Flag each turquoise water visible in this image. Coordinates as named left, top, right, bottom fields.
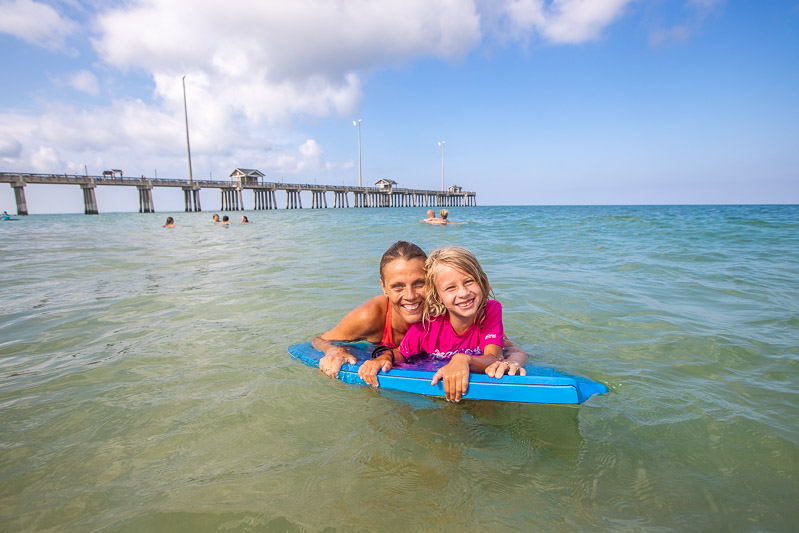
left=1, top=205, right=797, bottom=532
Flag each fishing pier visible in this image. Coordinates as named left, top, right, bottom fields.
left=1, top=169, right=476, bottom=215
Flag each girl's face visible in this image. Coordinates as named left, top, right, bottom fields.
left=380, top=258, right=426, bottom=325
left=433, top=264, right=484, bottom=325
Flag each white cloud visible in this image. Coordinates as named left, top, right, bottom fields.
left=30, top=145, right=62, bottom=172
left=24, top=0, right=481, bottom=179
left=266, top=139, right=327, bottom=175
left=92, top=0, right=482, bottom=125
left=67, top=70, right=100, bottom=96
left=502, top=0, right=632, bottom=44
left=0, top=137, right=23, bottom=158
left=0, top=0, right=77, bottom=50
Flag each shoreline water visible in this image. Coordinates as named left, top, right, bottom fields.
left=1, top=205, right=797, bottom=531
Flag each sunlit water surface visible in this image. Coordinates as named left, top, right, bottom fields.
left=1, top=205, right=797, bottom=532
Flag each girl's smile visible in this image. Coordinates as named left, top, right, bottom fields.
left=433, top=264, right=484, bottom=331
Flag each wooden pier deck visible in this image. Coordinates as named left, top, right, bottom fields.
left=0, top=171, right=476, bottom=215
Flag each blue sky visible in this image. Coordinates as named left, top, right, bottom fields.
left=1, top=0, right=797, bottom=213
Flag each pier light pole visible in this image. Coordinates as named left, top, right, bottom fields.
left=182, top=76, right=194, bottom=184
left=353, top=119, right=362, bottom=187
left=438, top=141, right=445, bottom=192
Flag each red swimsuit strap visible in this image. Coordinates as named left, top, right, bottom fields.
left=380, top=298, right=397, bottom=348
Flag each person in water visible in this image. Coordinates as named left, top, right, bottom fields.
left=220, top=215, right=230, bottom=225
left=371, top=247, right=507, bottom=402
left=314, top=241, right=528, bottom=386
left=438, top=209, right=466, bottom=225
left=164, top=216, right=175, bottom=228
left=314, top=241, right=427, bottom=380
left=241, top=216, right=250, bottom=223
left=421, top=209, right=440, bottom=223
left=423, top=209, right=447, bottom=225
left=212, top=214, right=220, bottom=223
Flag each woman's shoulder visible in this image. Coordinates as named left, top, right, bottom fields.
left=352, top=295, right=388, bottom=319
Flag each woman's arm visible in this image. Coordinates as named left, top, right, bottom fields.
left=312, top=296, right=386, bottom=378
left=430, top=344, right=503, bottom=402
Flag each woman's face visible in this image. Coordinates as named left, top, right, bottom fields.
left=380, top=257, right=426, bottom=325
left=433, top=264, right=484, bottom=325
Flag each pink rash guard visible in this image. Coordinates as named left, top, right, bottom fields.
left=399, top=300, right=504, bottom=360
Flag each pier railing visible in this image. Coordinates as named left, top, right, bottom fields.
left=0, top=172, right=476, bottom=215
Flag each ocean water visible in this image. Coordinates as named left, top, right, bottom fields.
left=0, top=205, right=797, bottom=532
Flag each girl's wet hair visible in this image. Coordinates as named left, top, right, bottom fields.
left=379, top=241, right=427, bottom=281
left=424, top=246, right=495, bottom=324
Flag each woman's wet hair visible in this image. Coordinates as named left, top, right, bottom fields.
left=440, top=209, right=449, bottom=219
left=424, top=246, right=494, bottom=323
left=379, top=241, right=427, bottom=281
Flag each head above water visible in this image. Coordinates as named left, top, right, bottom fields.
left=440, top=209, right=449, bottom=220
left=379, top=241, right=427, bottom=281
left=379, top=241, right=428, bottom=326
left=424, top=246, right=494, bottom=322
left=426, top=209, right=435, bottom=219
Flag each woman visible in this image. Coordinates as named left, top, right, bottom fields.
left=314, top=241, right=427, bottom=383
left=314, top=241, right=528, bottom=386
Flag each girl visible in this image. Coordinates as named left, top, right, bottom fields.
left=371, top=246, right=505, bottom=402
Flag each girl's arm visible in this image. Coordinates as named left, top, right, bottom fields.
left=358, top=348, right=412, bottom=387
left=430, top=344, right=503, bottom=402
left=358, top=325, right=416, bottom=387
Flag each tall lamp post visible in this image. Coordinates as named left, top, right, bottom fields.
left=438, top=140, right=445, bottom=192
left=182, top=76, right=193, bottom=185
left=353, top=119, right=362, bottom=187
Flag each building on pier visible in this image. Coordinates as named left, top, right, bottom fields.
left=230, top=168, right=264, bottom=186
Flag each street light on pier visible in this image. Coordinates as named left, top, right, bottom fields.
left=353, top=119, right=362, bottom=187
left=182, top=76, right=193, bottom=185
left=438, top=141, right=445, bottom=192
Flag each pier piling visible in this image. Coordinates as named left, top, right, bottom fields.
left=136, top=185, right=154, bottom=214
left=83, top=183, right=99, bottom=215
left=12, top=184, right=28, bottom=216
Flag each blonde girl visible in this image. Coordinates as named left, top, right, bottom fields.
left=397, top=247, right=505, bottom=402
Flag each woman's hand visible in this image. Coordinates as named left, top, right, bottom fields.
left=358, top=357, right=393, bottom=387
left=485, top=359, right=527, bottom=379
left=431, top=353, right=471, bottom=402
left=318, top=347, right=357, bottom=378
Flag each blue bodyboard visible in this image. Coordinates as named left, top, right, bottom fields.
left=288, top=342, right=607, bottom=404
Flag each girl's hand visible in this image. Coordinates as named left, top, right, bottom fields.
left=431, top=354, right=471, bottom=402
left=358, top=358, right=392, bottom=387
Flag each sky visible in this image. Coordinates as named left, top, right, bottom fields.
left=0, top=0, right=797, bottom=213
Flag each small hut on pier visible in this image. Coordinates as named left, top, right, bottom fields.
left=230, top=168, right=264, bottom=186
left=375, top=179, right=397, bottom=191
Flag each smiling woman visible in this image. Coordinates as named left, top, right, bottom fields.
left=312, top=240, right=427, bottom=380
